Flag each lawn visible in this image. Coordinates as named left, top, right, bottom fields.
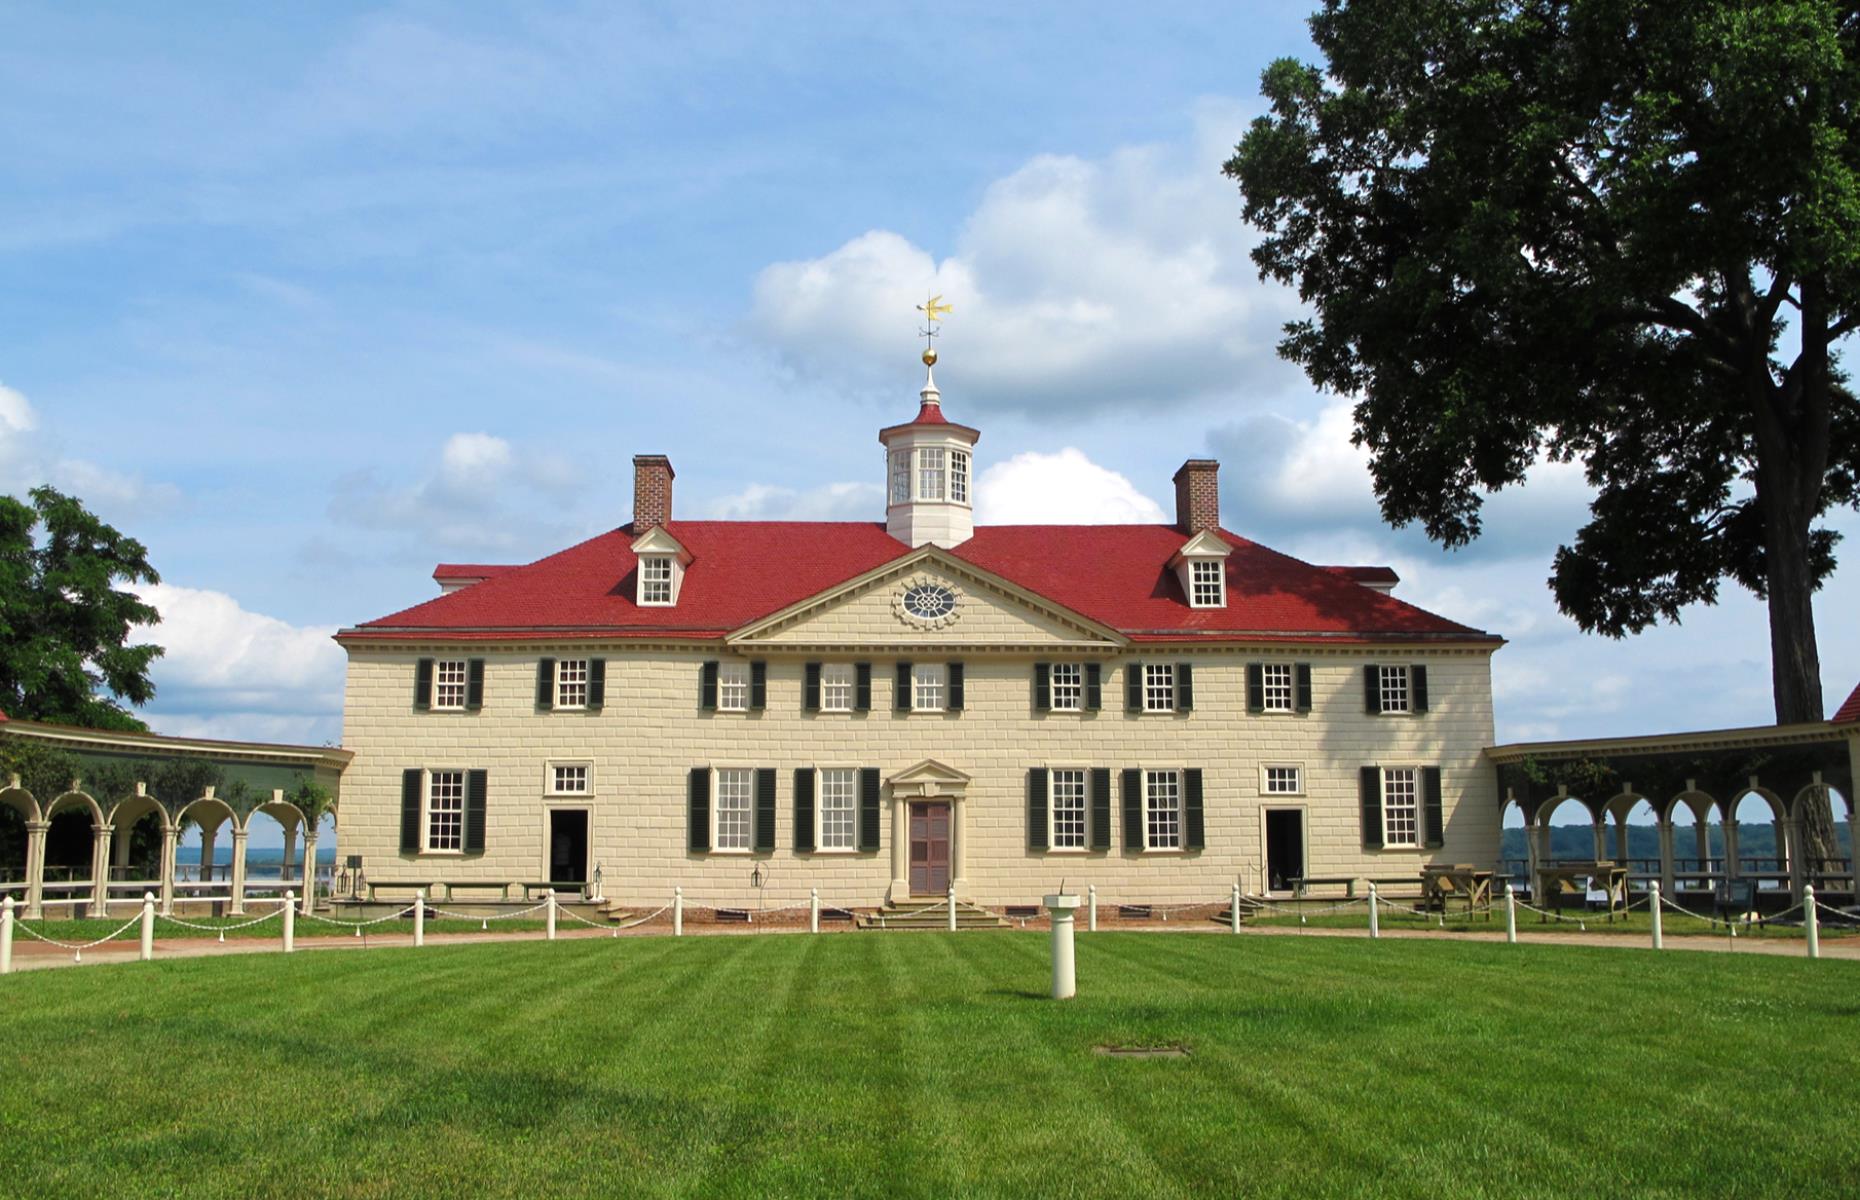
left=1, top=933, right=1856, bottom=1198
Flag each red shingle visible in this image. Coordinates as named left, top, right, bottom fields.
left=1833, top=682, right=1860, bottom=726
left=344, top=522, right=1494, bottom=645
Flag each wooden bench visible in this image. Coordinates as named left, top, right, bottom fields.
left=1293, top=876, right=1358, bottom=898
left=365, top=880, right=438, bottom=902
left=1367, top=876, right=1426, bottom=899
left=520, top=881, right=584, bottom=900
left=443, top=882, right=513, bottom=902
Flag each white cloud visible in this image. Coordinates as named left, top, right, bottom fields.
left=0, top=381, right=183, bottom=516
left=975, top=448, right=1167, bottom=525
left=749, top=103, right=1304, bottom=415
left=703, top=481, right=884, bottom=521
left=130, top=582, right=345, bottom=745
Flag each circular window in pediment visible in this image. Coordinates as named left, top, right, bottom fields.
left=895, top=578, right=963, bottom=628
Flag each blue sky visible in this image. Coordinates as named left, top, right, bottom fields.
left=2, top=1, right=1856, bottom=751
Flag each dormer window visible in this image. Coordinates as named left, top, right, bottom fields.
left=1190, top=560, right=1225, bottom=608
left=631, top=526, right=691, bottom=607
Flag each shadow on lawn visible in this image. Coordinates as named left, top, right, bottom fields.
left=984, top=987, right=1050, bottom=1001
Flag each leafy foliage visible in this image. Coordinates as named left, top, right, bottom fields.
left=0, top=486, right=163, bottom=729
left=1226, top=1, right=1860, bottom=724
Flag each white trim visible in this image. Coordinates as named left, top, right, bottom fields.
left=1048, top=662, right=1084, bottom=713
left=1380, top=765, right=1421, bottom=849
left=637, top=555, right=678, bottom=606
left=1047, top=766, right=1089, bottom=851
left=716, top=662, right=751, bottom=713
left=423, top=768, right=467, bottom=855
left=1141, top=767, right=1184, bottom=851
left=1260, top=661, right=1295, bottom=714
left=554, top=658, right=590, bottom=710
left=431, top=658, right=469, bottom=711
left=818, top=662, right=855, bottom=714
left=1188, top=559, right=1226, bottom=609
left=1259, top=804, right=1309, bottom=895
left=711, top=766, right=755, bottom=853
left=540, top=803, right=593, bottom=887
left=1142, top=663, right=1177, bottom=713
left=1377, top=664, right=1412, bottom=715
left=911, top=662, right=948, bottom=713
left=814, top=766, right=859, bottom=853
left=545, top=760, right=594, bottom=798
left=1260, top=763, right=1305, bottom=797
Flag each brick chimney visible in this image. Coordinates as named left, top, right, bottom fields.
left=633, top=455, right=675, bottom=530
left=1172, top=459, right=1220, bottom=534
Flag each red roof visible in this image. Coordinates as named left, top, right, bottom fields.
left=1321, top=565, right=1400, bottom=587
left=345, top=522, right=1493, bottom=645
left=878, top=397, right=980, bottom=441
left=1834, top=682, right=1860, bottom=726
left=432, top=563, right=519, bottom=581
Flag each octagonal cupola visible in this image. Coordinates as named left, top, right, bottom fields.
left=878, top=351, right=980, bottom=548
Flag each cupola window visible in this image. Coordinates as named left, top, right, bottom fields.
left=918, top=447, right=946, bottom=500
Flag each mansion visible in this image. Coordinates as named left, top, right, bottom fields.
left=336, top=364, right=1504, bottom=908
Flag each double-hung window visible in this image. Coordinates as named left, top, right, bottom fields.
left=1144, top=770, right=1182, bottom=850
left=1378, top=665, right=1411, bottom=714
left=432, top=660, right=468, bottom=711
left=818, top=768, right=857, bottom=851
left=950, top=450, right=969, bottom=503
left=889, top=450, right=911, bottom=504
left=913, top=663, right=947, bottom=712
left=1262, top=663, right=1294, bottom=713
left=820, top=664, right=854, bottom=713
left=1144, top=663, right=1176, bottom=712
left=718, top=662, right=751, bottom=712
left=1050, top=663, right=1083, bottom=712
left=918, top=447, right=946, bottom=500
left=555, top=659, right=589, bottom=709
left=640, top=556, right=674, bottom=604
left=1050, top=768, right=1087, bottom=850
left=426, top=769, right=465, bottom=852
left=714, top=768, right=753, bottom=851
left=1263, top=765, right=1303, bottom=796
left=550, top=763, right=590, bottom=796
left=1189, top=560, right=1225, bottom=607
left=1381, top=768, right=1419, bottom=848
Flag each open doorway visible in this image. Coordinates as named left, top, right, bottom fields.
left=1264, top=808, right=1305, bottom=893
left=549, top=809, right=589, bottom=887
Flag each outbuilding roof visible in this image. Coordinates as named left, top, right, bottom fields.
left=1833, top=681, right=1860, bottom=726
left=341, top=521, right=1495, bottom=646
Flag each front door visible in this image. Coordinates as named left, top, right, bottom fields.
left=549, top=810, right=589, bottom=886
left=909, top=802, right=951, bottom=895
left=1265, top=808, right=1305, bottom=893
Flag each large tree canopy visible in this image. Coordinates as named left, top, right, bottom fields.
left=1226, top=0, right=1860, bottom=729
left=0, top=486, right=163, bottom=730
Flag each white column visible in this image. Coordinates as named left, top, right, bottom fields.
left=1650, top=881, right=1663, bottom=950
left=229, top=829, right=249, bottom=915
left=1785, top=819, right=1807, bottom=902
left=1368, top=882, right=1380, bottom=939
left=1044, top=893, right=1079, bottom=1000
left=547, top=890, right=558, bottom=941
left=1657, top=821, right=1675, bottom=896
left=1088, top=884, right=1098, bottom=933
left=140, top=892, right=155, bottom=961
left=674, top=886, right=683, bottom=937
left=89, top=823, right=113, bottom=917
left=198, top=823, right=218, bottom=885
left=809, top=887, right=819, bottom=935
left=889, top=793, right=909, bottom=902
left=158, top=824, right=177, bottom=916
left=0, top=894, right=12, bottom=974
left=1805, top=884, right=1820, bottom=959
left=952, top=795, right=966, bottom=887
left=1230, top=883, right=1241, bottom=934
left=1504, top=883, right=1517, bottom=944
left=282, top=891, right=295, bottom=953
left=281, top=824, right=298, bottom=887
left=413, top=890, right=425, bottom=947
left=300, top=832, right=319, bottom=915
left=24, top=821, right=47, bottom=920
left=946, top=884, right=956, bottom=932
left=1723, top=819, right=1741, bottom=882
left=1591, top=819, right=1606, bottom=863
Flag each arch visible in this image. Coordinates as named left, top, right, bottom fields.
left=107, top=791, right=173, bottom=834
left=1540, top=792, right=1604, bottom=863
left=42, top=789, right=104, bottom=825
left=1535, top=792, right=1601, bottom=829
left=243, top=798, right=308, bottom=894
left=0, top=784, right=41, bottom=824
left=175, top=795, right=238, bottom=834
left=1730, top=786, right=1787, bottom=828
left=1662, top=790, right=1720, bottom=826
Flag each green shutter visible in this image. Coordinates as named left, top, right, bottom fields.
left=1295, top=663, right=1312, bottom=714
left=793, top=769, right=816, bottom=852
left=1184, top=768, right=1204, bottom=851
left=947, top=662, right=964, bottom=711
left=587, top=659, right=606, bottom=710
left=1246, top=663, right=1264, bottom=713
left=855, top=662, right=872, bottom=712
left=537, top=659, right=555, bottom=710
left=466, top=659, right=485, bottom=711
left=700, top=661, right=719, bottom=711
left=1176, top=663, right=1194, bottom=711
left=1422, top=767, right=1444, bottom=848
left=465, top=769, right=487, bottom=854
left=1089, top=768, right=1111, bottom=851
left=1364, top=665, right=1381, bottom=714
left=1085, top=663, right=1102, bottom=712
left=1122, top=768, right=1143, bottom=850
left=1412, top=665, right=1429, bottom=713
left=1360, top=766, right=1383, bottom=850
left=1027, top=769, right=1049, bottom=851
left=895, top=662, right=912, bottom=711
left=754, top=768, right=776, bottom=852
left=1126, top=663, right=1144, bottom=713
left=399, top=769, right=422, bottom=854
left=688, top=768, right=711, bottom=852
left=414, top=659, right=433, bottom=711
left=804, top=662, right=822, bottom=712
left=858, top=768, right=881, bottom=851
left=750, top=662, right=767, bottom=712
left=1034, top=663, right=1051, bottom=712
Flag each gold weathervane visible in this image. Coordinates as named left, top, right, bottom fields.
left=916, top=292, right=952, bottom=366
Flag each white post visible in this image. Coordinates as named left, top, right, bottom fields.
left=547, top=890, right=558, bottom=941
left=413, top=891, right=425, bottom=948
left=1505, top=883, right=1517, bottom=945
left=282, top=891, right=295, bottom=954
left=1044, top=893, right=1080, bottom=1000
left=140, top=892, right=155, bottom=962
left=1230, top=883, right=1242, bottom=934
left=1805, top=884, right=1820, bottom=959
left=947, top=884, right=957, bottom=932
left=0, top=895, right=11, bottom=975
left=1650, top=881, right=1663, bottom=951
left=1087, top=884, right=1098, bottom=933
left=810, top=887, right=820, bottom=935
left=674, top=886, right=684, bottom=937
left=1368, top=882, right=1380, bottom=939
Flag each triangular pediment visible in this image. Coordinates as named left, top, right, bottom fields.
left=728, top=547, right=1125, bottom=650
left=890, top=758, right=971, bottom=787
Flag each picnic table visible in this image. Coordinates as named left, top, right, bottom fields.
left=1534, top=862, right=1629, bottom=922
left=1420, top=864, right=1493, bottom=918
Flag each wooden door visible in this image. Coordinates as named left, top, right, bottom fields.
left=909, top=802, right=951, bottom=894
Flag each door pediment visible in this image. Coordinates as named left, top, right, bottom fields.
left=889, top=758, right=970, bottom=799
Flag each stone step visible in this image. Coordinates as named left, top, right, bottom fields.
left=857, top=899, right=1009, bottom=930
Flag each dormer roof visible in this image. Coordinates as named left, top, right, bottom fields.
left=630, top=524, right=693, bottom=564
left=1168, top=529, right=1234, bottom=565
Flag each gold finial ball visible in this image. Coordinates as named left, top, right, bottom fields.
left=922, top=346, right=938, bottom=366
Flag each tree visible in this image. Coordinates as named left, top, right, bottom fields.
left=0, top=486, right=164, bottom=730
left=1227, top=2, right=1860, bottom=856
